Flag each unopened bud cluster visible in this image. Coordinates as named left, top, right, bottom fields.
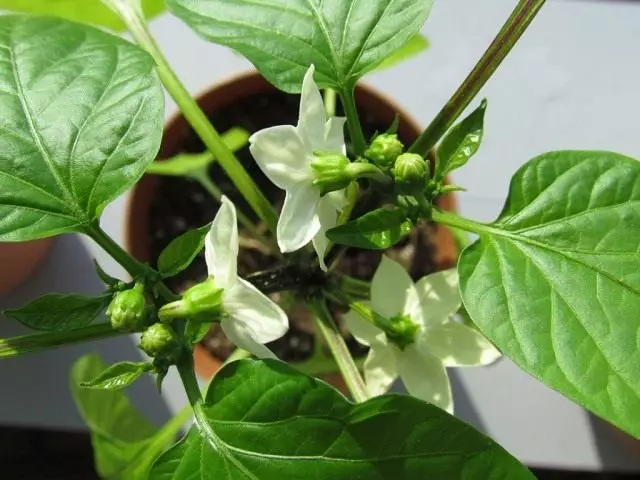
left=106, top=283, right=150, bottom=332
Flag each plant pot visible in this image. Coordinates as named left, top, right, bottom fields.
left=126, top=71, right=458, bottom=387
left=0, top=239, right=53, bottom=296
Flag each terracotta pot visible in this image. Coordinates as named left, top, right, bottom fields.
left=126, top=71, right=458, bottom=384
left=0, top=239, right=53, bottom=296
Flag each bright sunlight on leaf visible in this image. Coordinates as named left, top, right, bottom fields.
left=167, top=0, right=434, bottom=92
left=457, top=151, right=640, bottom=438
left=0, top=16, right=164, bottom=241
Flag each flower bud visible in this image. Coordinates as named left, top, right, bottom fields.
left=364, top=134, right=404, bottom=168
left=139, top=323, right=180, bottom=361
left=107, top=283, right=149, bottom=332
left=392, top=153, right=428, bottom=187
left=158, top=277, right=224, bottom=322
left=310, top=152, right=352, bottom=194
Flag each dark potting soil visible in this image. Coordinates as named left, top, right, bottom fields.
left=147, top=87, right=441, bottom=364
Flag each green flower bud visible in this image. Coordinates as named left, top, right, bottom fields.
left=310, top=152, right=352, bottom=194
left=158, top=277, right=224, bottom=322
left=364, top=134, right=404, bottom=168
left=139, top=323, right=180, bottom=361
left=107, top=283, right=149, bottom=332
left=392, top=153, right=428, bottom=187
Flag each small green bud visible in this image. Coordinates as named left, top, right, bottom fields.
left=159, top=277, right=224, bottom=322
left=107, top=283, right=149, bottom=332
left=139, top=323, right=180, bottom=361
left=393, top=153, right=428, bottom=187
left=310, top=152, right=352, bottom=194
left=364, top=134, right=404, bottom=168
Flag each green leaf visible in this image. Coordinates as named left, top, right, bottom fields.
left=157, top=223, right=211, bottom=278
left=94, top=260, right=121, bottom=287
left=71, top=354, right=188, bottom=480
left=150, top=359, right=532, bottom=479
left=81, top=361, right=153, bottom=390
left=437, top=100, right=487, bottom=179
left=0, top=15, right=164, bottom=242
left=327, top=207, right=413, bottom=249
left=167, top=0, right=434, bottom=92
left=0, top=0, right=166, bottom=31
left=146, top=127, right=250, bottom=176
left=4, top=293, right=111, bottom=331
left=374, top=33, right=430, bottom=72
left=455, top=151, right=640, bottom=439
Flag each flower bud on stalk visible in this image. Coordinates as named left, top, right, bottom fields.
left=139, top=323, right=181, bottom=362
left=364, top=133, right=405, bottom=168
left=393, top=153, right=429, bottom=188
left=107, top=283, right=150, bottom=332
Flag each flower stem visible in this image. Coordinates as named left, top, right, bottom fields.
left=324, top=88, right=337, bottom=117
left=409, top=0, right=547, bottom=155
left=106, top=0, right=279, bottom=234
left=340, top=87, right=367, bottom=156
left=176, top=352, right=203, bottom=406
left=0, top=323, right=122, bottom=359
left=190, top=170, right=278, bottom=254
left=85, top=224, right=178, bottom=302
left=310, top=298, right=369, bottom=402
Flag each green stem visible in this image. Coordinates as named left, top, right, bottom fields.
left=324, top=88, right=337, bottom=117
left=337, top=275, right=371, bottom=300
left=176, top=353, right=203, bottom=406
left=431, top=209, right=492, bottom=236
left=325, top=290, right=391, bottom=332
left=85, top=224, right=178, bottom=302
left=340, top=88, right=367, bottom=156
left=107, top=0, right=278, bottom=234
left=0, top=323, right=122, bottom=359
left=191, top=171, right=278, bottom=254
left=310, top=298, right=369, bottom=402
left=346, top=162, right=391, bottom=185
left=326, top=181, right=359, bottom=270
left=409, top=0, right=547, bottom=155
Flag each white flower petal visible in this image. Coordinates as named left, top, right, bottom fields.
left=343, top=308, right=386, bottom=347
left=398, top=343, right=453, bottom=413
left=422, top=321, right=502, bottom=367
left=205, top=196, right=238, bottom=289
left=409, top=268, right=461, bottom=328
left=249, top=125, right=312, bottom=189
left=323, top=117, right=347, bottom=154
left=277, top=182, right=321, bottom=252
left=221, top=320, right=277, bottom=360
left=371, top=256, right=416, bottom=319
left=223, top=277, right=289, bottom=344
left=297, top=65, right=327, bottom=150
left=312, top=194, right=340, bottom=271
left=363, top=344, right=399, bottom=397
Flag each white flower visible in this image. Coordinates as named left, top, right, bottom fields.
left=345, top=256, right=501, bottom=413
left=205, top=196, right=289, bottom=359
left=249, top=65, right=347, bottom=270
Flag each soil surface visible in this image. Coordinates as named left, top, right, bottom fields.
left=147, top=88, right=441, bottom=363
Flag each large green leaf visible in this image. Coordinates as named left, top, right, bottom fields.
left=150, top=359, right=532, bottom=479
left=0, top=0, right=166, bottom=31
left=327, top=207, right=413, bottom=249
left=4, top=293, right=110, bottom=331
left=0, top=15, right=164, bottom=241
left=455, top=151, right=640, bottom=439
left=71, top=354, right=187, bottom=480
left=167, top=0, right=434, bottom=92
